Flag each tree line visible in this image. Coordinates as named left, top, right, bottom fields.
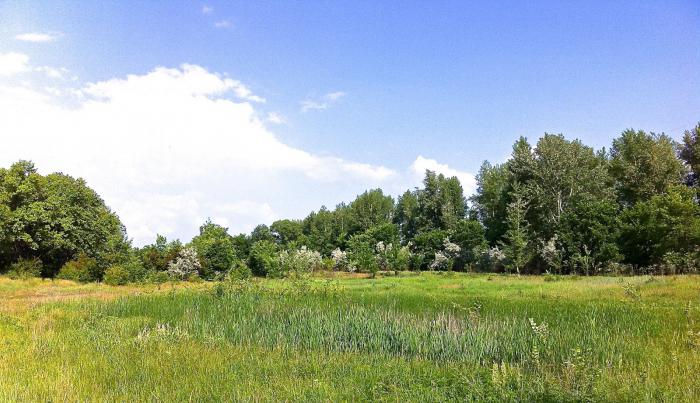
left=1, top=124, right=699, bottom=283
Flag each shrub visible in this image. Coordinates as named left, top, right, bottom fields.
left=276, top=246, right=322, bottom=278
left=145, top=270, right=169, bottom=285
left=248, top=240, right=279, bottom=277
left=57, top=253, right=101, bottom=283
left=228, top=260, right=252, bottom=281
left=331, top=248, right=354, bottom=272
left=167, top=247, right=201, bottom=280
left=7, top=257, right=43, bottom=279
left=104, top=266, right=131, bottom=286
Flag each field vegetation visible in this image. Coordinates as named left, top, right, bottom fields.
left=0, top=273, right=699, bottom=401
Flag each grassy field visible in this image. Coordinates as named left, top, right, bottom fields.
left=0, top=273, right=699, bottom=401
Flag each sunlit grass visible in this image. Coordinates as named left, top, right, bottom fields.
left=0, top=273, right=699, bottom=401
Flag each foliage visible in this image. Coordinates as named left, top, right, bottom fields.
left=500, top=185, right=532, bottom=274
left=0, top=161, right=128, bottom=277
left=680, top=123, right=700, bottom=188
left=270, top=219, right=305, bottom=247
left=247, top=240, right=279, bottom=277
left=348, top=189, right=394, bottom=234
left=7, top=257, right=42, bottom=279
left=103, top=265, right=132, bottom=286
left=416, top=170, right=465, bottom=233
left=227, top=260, right=253, bottom=281
left=189, top=220, right=238, bottom=279
left=540, top=235, right=564, bottom=274
left=620, top=185, right=700, bottom=268
left=57, top=253, right=101, bottom=283
left=167, top=247, right=201, bottom=280
left=276, top=246, right=323, bottom=278
left=450, top=219, right=487, bottom=270
left=347, top=233, right=378, bottom=277
left=471, top=161, right=510, bottom=244
left=137, top=234, right=182, bottom=272
left=430, top=238, right=460, bottom=271
left=331, top=248, right=354, bottom=272
left=412, top=229, right=449, bottom=270
left=559, top=195, right=622, bottom=273
left=610, top=129, right=685, bottom=205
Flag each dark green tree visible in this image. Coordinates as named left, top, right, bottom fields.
left=610, top=129, right=685, bottom=205
left=190, top=219, right=238, bottom=278
left=680, top=123, right=700, bottom=189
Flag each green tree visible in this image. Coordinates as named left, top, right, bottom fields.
left=559, top=195, right=622, bottom=274
left=619, top=185, right=700, bottom=268
left=138, top=234, right=182, bottom=272
left=500, top=184, right=532, bottom=275
left=450, top=219, right=488, bottom=270
left=348, top=189, right=394, bottom=234
left=270, top=219, right=305, bottom=247
left=680, top=123, right=700, bottom=189
left=247, top=240, right=279, bottom=277
left=250, top=224, right=275, bottom=243
left=0, top=161, right=129, bottom=277
left=411, top=229, right=449, bottom=270
left=417, top=171, right=465, bottom=233
left=347, top=233, right=378, bottom=277
left=189, top=220, right=238, bottom=279
left=471, top=161, right=510, bottom=244
left=527, top=134, right=613, bottom=240
left=610, top=129, right=685, bottom=205
left=394, top=189, right=420, bottom=243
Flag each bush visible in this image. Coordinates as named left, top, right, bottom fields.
left=57, top=253, right=101, bottom=283
left=248, top=240, right=279, bottom=277
left=145, top=270, right=169, bottom=285
left=228, top=261, right=252, bottom=281
left=104, top=266, right=131, bottom=286
left=167, top=247, right=201, bottom=280
left=7, top=257, right=43, bottom=279
left=277, top=246, right=323, bottom=278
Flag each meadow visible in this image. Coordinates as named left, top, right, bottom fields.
left=0, top=273, right=699, bottom=401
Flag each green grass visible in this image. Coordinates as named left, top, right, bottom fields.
left=1, top=273, right=699, bottom=401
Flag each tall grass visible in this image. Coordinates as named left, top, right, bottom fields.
left=1, top=274, right=699, bottom=401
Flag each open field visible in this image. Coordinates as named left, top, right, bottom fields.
left=1, top=273, right=699, bottom=401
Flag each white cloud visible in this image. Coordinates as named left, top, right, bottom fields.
left=300, top=91, right=346, bottom=112
left=15, top=32, right=58, bottom=43
left=325, top=91, right=346, bottom=101
left=0, top=64, right=395, bottom=245
left=36, top=66, right=68, bottom=79
left=410, top=156, right=477, bottom=195
left=266, top=112, right=286, bottom=124
left=201, top=5, right=213, bottom=14
left=214, top=20, right=232, bottom=28
left=0, top=52, right=30, bottom=76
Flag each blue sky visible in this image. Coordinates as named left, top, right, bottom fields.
left=0, top=1, right=698, bottom=244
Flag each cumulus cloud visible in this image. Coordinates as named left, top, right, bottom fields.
left=0, top=63, right=395, bottom=244
left=0, top=52, right=30, bottom=76
left=266, top=112, right=286, bottom=124
left=410, top=156, right=477, bottom=195
left=301, top=91, right=346, bottom=112
left=201, top=5, right=213, bottom=14
left=15, top=32, right=58, bottom=43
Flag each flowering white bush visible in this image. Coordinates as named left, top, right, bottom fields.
left=430, top=251, right=450, bottom=270
left=540, top=235, right=563, bottom=274
left=443, top=238, right=461, bottom=259
left=167, top=247, right=201, bottom=280
left=331, top=248, right=354, bottom=272
left=430, top=238, right=461, bottom=271
left=278, top=246, right=323, bottom=278
left=375, top=241, right=392, bottom=271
